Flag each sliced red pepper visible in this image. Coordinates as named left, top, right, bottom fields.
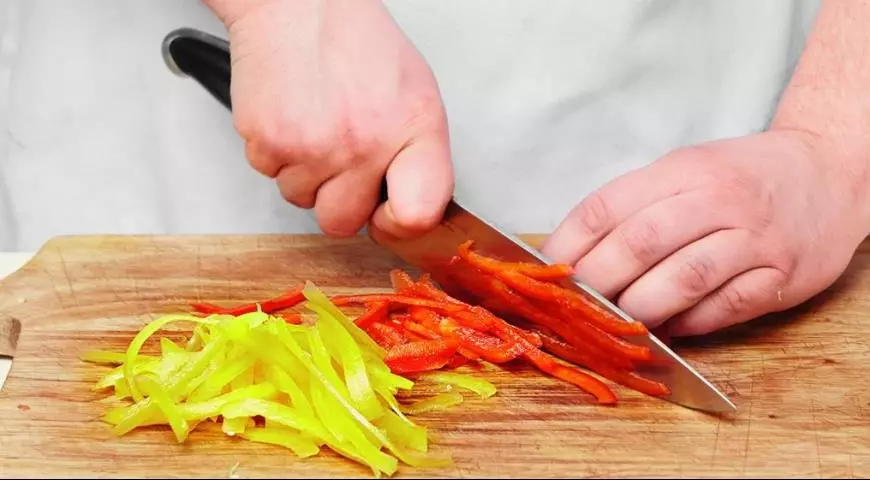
left=384, top=340, right=457, bottom=374
left=456, top=346, right=481, bottom=361
left=409, top=307, right=442, bottom=331
left=548, top=364, right=618, bottom=405
left=402, top=320, right=442, bottom=340
left=353, top=301, right=389, bottom=329
left=538, top=331, right=670, bottom=398
left=449, top=326, right=526, bottom=363
left=446, top=258, right=646, bottom=364
left=281, top=313, right=303, bottom=325
left=364, top=322, right=407, bottom=349
left=331, top=294, right=467, bottom=313
left=488, top=321, right=617, bottom=404
left=457, top=240, right=575, bottom=281
left=190, top=288, right=304, bottom=316
left=446, top=354, right=471, bottom=369
left=494, top=269, right=648, bottom=336
left=534, top=301, right=652, bottom=364
left=389, top=269, right=416, bottom=294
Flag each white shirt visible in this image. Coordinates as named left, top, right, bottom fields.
left=0, top=0, right=821, bottom=251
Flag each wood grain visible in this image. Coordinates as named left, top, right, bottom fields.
left=0, top=234, right=869, bottom=478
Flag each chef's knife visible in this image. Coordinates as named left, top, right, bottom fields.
left=160, top=27, right=736, bottom=414
left=0, top=315, right=20, bottom=359
left=0, top=316, right=21, bottom=391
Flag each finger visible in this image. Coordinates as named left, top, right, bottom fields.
left=371, top=133, right=454, bottom=239
left=574, top=189, right=735, bottom=298
left=314, top=165, right=383, bottom=237
left=275, top=163, right=334, bottom=209
left=616, top=228, right=762, bottom=329
left=540, top=162, right=684, bottom=266
left=665, top=267, right=788, bottom=337
left=245, top=140, right=283, bottom=178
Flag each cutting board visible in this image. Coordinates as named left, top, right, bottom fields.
left=1, top=234, right=869, bottom=478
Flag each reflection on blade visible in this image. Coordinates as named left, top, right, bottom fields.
left=369, top=200, right=736, bottom=414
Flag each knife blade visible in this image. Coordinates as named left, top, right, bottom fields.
left=0, top=315, right=20, bottom=359
left=160, top=27, right=736, bottom=414
left=0, top=316, right=21, bottom=392
left=369, top=200, right=737, bottom=414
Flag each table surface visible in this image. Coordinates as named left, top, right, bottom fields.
left=0, top=253, right=35, bottom=390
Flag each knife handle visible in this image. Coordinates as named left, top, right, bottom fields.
left=160, top=27, right=389, bottom=203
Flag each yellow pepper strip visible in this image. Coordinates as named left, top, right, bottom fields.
left=185, top=323, right=212, bottom=352
left=221, top=416, right=251, bottom=436
left=220, top=398, right=329, bottom=443
left=94, top=360, right=159, bottom=391
left=303, top=282, right=385, bottom=358
left=180, top=383, right=278, bottom=420
left=308, top=302, right=383, bottom=420
left=240, top=426, right=320, bottom=458
left=310, top=383, right=398, bottom=476
left=374, top=411, right=428, bottom=453
left=124, top=314, right=217, bottom=401
left=138, top=374, right=190, bottom=443
left=400, top=392, right=464, bottom=415
left=416, top=372, right=497, bottom=399
left=264, top=365, right=313, bottom=417
left=103, top=383, right=278, bottom=426
left=306, top=325, right=349, bottom=400
left=187, top=354, right=254, bottom=403
left=160, top=337, right=184, bottom=356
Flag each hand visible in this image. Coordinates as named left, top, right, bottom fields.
left=541, top=130, right=869, bottom=337
left=207, top=0, right=454, bottom=238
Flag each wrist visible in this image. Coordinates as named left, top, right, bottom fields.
left=769, top=121, right=870, bottom=241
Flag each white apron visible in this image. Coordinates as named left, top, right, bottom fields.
left=0, top=0, right=821, bottom=251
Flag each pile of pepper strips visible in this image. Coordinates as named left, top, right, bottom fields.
left=191, top=240, right=670, bottom=405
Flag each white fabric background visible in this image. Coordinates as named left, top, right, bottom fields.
left=0, top=0, right=821, bottom=251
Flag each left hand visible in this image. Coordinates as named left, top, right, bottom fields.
left=541, top=129, right=869, bottom=337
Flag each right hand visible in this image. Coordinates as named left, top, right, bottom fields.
left=205, top=0, right=454, bottom=238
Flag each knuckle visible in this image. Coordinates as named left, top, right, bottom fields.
left=277, top=185, right=315, bottom=210
left=674, top=254, right=717, bottom=298
left=714, top=282, right=751, bottom=318
left=572, top=193, right=612, bottom=237
left=619, top=220, right=662, bottom=264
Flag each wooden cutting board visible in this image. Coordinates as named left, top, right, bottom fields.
left=1, top=234, right=869, bottom=478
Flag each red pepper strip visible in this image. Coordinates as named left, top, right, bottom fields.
left=446, top=354, right=471, bottom=369
left=414, top=274, right=461, bottom=302
left=409, top=307, right=442, bottom=331
left=389, top=269, right=416, bottom=294
left=364, top=322, right=408, bottom=349
left=331, top=294, right=467, bottom=313
left=353, top=301, right=389, bottom=329
left=535, top=301, right=651, bottom=364
left=439, top=318, right=526, bottom=363
left=457, top=240, right=575, bottom=281
left=281, top=313, right=303, bottom=325
left=549, top=364, right=618, bottom=405
left=447, top=258, right=645, bottom=364
left=190, top=288, right=305, bottom=316
left=538, top=331, right=670, bottom=398
left=384, top=340, right=457, bottom=374
left=456, top=346, right=481, bottom=361
left=386, top=314, right=428, bottom=341
left=487, top=321, right=617, bottom=403
left=402, top=320, right=442, bottom=340
left=494, top=269, right=648, bottom=336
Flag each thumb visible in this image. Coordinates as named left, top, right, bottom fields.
left=371, top=132, right=454, bottom=239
